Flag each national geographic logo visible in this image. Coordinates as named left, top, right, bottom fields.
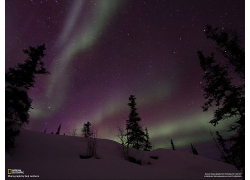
left=7, top=169, right=39, bottom=178
left=7, top=169, right=24, bottom=174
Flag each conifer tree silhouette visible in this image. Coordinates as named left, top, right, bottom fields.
left=171, top=139, right=175, bottom=150
left=5, top=44, right=49, bottom=152
left=56, top=124, right=61, bottom=135
left=190, top=143, right=199, bottom=155
left=125, top=95, right=145, bottom=150
left=143, top=127, right=152, bottom=151
left=82, top=122, right=93, bottom=138
left=197, top=25, right=244, bottom=171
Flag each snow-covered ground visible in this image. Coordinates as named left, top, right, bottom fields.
left=5, top=129, right=242, bottom=179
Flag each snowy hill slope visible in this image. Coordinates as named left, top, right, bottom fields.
left=6, top=129, right=242, bottom=179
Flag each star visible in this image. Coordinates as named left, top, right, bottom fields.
left=5, top=0, right=244, bottom=161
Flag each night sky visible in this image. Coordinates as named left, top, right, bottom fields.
left=5, top=0, right=245, bottom=159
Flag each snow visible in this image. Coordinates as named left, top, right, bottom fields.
left=5, top=129, right=242, bottom=179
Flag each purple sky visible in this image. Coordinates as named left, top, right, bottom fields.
left=5, top=0, right=244, bottom=160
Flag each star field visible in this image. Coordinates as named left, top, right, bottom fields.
left=5, top=0, right=245, bottom=159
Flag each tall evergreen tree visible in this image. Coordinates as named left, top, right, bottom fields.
left=125, top=95, right=145, bottom=150
left=5, top=44, right=49, bottom=152
left=143, top=127, right=152, bottom=151
left=197, top=25, right=244, bottom=171
left=56, top=124, right=61, bottom=135
left=190, top=143, right=199, bottom=155
left=171, top=139, right=175, bottom=150
left=82, top=122, right=93, bottom=138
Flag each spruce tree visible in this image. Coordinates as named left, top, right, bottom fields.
left=191, top=143, right=199, bottom=155
left=5, top=44, right=49, bottom=152
left=197, top=25, right=244, bottom=171
left=171, top=139, right=175, bottom=150
left=143, top=128, right=152, bottom=151
left=82, top=122, right=93, bottom=138
left=125, top=95, right=145, bottom=150
left=56, top=124, right=61, bottom=135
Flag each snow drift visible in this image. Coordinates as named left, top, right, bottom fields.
left=5, top=129, right=241, bottom=179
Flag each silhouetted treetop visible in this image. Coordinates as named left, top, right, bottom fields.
left=6, top=44, right=50, bottom=90
left=204, top=25, right=244, bottom=79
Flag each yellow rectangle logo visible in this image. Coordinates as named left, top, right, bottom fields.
left=8, top=169, right=12, bottom=174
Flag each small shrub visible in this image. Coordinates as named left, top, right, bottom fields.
left=117, top=126, right=129, bottom=159
left=79, top=155, right=92, bottom=159
left=79, top=154, right=100, bottom=159
left=82, top=130, right=98, bottom=159
left=86, top=136, right=97, bottom=157
left=128, top=156, right=141, bottom=165
left=150, top=156, right=158, bottom=159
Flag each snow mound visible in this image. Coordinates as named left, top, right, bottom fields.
left=6, top=129, right=241, bottom=179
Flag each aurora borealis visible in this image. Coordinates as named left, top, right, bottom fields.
left=5, top=0, right=244, bottom=160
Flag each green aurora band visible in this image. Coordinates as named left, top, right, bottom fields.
left=30, top=0, right=125, bottom=118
